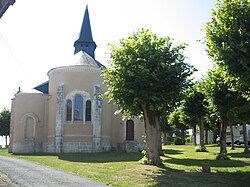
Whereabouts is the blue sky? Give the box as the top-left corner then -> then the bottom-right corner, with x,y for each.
0,0 -> 216,111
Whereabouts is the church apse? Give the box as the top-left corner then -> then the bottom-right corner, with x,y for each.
9,5 -> 145,154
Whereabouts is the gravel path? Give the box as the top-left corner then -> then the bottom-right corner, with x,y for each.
0,156 -> 110,187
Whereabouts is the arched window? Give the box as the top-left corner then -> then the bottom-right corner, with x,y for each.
74,95 -> 83,121
85,100 -> 91,122
66,100 -> 72,121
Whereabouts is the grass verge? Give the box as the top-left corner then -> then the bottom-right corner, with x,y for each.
0,145 -> 249,187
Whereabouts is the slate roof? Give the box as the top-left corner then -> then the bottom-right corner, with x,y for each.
0,0 -> 15,18
74,6 -> 97,59
34,5 -> 104,94
33,81 -> 49,94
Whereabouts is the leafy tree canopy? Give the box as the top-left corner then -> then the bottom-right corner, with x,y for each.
202,65 -> 241,119
205,0 -> 250,91
0,108 -> 11,137
103,29 -> 195,117
183,82 -> 207,119
168,109 -> 189,131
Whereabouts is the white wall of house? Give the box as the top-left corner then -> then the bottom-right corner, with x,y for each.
195,130 -> 214,145
188,128 -> 214,145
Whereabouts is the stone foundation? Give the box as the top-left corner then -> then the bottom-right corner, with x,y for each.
43,142 -> 54,153
12,141 -> 43,153
62,142 -> 94,153
124,141 -> 140,152
12,141 -> 144,153
43,141 -> 111,153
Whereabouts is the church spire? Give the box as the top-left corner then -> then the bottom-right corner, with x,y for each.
74,5 -> 97,59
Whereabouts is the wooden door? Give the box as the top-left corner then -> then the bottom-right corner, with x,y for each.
126,120 -> 134,140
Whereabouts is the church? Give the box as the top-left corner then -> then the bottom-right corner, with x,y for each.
8,5 -> 145,154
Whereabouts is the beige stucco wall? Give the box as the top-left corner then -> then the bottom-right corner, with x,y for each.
11,92 -> 48,142
10,62 -> 145,153
47,65 -> 116,144
63,124 -> 93,142
134,120 -> 145,143
47,64 -> 145,146
10,92 -> 49,153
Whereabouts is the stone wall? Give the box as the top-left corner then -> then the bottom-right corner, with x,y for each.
12,140 -> 144,153
12,141 -> 43,153
43,140 -> 111,153
55,83 -> 65,153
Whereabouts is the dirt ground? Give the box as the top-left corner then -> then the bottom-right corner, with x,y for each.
0,172 -> 18,187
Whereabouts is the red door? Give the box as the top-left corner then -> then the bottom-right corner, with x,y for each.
126,120 -> 134,140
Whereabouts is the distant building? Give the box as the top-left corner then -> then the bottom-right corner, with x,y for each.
9,5 -> 145,154
0,0 -> 15,18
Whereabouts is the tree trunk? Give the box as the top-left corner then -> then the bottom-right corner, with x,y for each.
229,124 -> 235,150
205,129 -> 208,144
158,131 -> 164,156
5,135 -> 8,148
193,125 -> 197,146
242,123 -> 249,153
180,129 -> 185,145
199,115 -> 205,149
142,104 -> 162,165
162,132 -> 167,145
219,120 -> 227,158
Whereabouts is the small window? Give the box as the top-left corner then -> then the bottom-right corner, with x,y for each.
85,100 -> 91,122
74,95 -> 83,121
66,100 -> 72,121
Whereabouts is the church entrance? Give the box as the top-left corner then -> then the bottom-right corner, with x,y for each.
126,120 -> 134,141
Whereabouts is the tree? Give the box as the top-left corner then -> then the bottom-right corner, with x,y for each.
160,113 -> 172,146
205,105 -> 221,143
186,115 -> 198,146
183,82 -> 208,150
103,29 -> 195,165
183,111 -> 197,146
0,108 -> 11,148
225,106 -> 238,149
205,0 -> 250,153
168,109 -> 188,145
205,0 -> 250,95
229,102 -> 250,153
157,107 -> 174,151
203,65 -> 243,159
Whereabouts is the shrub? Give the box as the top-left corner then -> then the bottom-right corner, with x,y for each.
185,136 -> 192,143
162,141 -> 172,145
195,146 -> 208,152
139,150 -> 163,165
174,136 -> 184,145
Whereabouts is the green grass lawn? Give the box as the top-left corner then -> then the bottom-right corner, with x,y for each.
0,145 -> 249,187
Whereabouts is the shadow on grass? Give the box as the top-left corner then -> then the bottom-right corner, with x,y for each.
163,149 -> 183,155
228,152 -> 250,158
153,166 -> 250,187
151,157 -> 250,187
13,151 -> 144,163
58,152 -> 144,163
205,144 -> 220,148
164,157 -> 249,167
